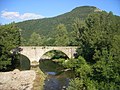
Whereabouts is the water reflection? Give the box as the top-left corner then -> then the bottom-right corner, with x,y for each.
46,72 -> 56,75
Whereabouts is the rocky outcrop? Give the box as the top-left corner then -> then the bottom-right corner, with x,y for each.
0,69 -> 36,90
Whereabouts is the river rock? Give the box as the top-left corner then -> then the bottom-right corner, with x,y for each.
0,69 -> 36,90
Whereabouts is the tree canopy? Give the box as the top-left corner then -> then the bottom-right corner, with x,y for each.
0,23 -> 20,70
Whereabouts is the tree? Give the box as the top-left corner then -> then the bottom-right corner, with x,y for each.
21,37 -> 27,46
75,12 -> 120,89
28,32 -> 43,46
69,18 -> 86,46
54,24 -> 69,46
43,37 -> 55,46
67,78 -> 96,90
0,23 -> 20,70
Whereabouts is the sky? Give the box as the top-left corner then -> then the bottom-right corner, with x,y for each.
0,0 -> 120,24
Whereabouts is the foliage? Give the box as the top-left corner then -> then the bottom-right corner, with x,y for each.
0,23 -> 20,70
54,24 -> 69,46
62,56 -> 92,78
67,78 -> 96,90
66,11 -> 120,90
69,18 -> 85,46
67,78 -> 85,90
28,32 -> 43,46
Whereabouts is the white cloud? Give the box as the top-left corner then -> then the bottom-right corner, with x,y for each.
1,10 -> 44,20
1,11 -> 20,19
20,13 -> 44,20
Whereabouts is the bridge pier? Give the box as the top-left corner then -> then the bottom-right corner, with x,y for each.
30,61 -> 39,69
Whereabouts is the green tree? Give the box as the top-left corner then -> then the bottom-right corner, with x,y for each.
67,78 -> 96,90
69,18 -> 86,46
63,56 -> 92,78
54,24 -> 69,46
65,56 -> 95,90
28,32 -> 43,46
43,37 -> 55,46
21,37 -> 27,46
0,23 -> 20,70
75,12 -> 120,89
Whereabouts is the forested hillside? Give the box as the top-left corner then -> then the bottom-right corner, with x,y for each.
16,6 -> 120,47
17,6 -> 103,45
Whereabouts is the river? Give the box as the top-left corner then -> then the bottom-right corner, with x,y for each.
19,55 -> 74,90
39,60 -> 74,90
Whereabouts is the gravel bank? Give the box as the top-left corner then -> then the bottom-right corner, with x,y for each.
0,69 -> 36,90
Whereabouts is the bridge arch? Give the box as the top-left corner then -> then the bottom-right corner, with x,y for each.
39,50 -> 69,60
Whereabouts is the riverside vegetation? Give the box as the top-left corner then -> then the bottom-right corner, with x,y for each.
0,6 -> 120,90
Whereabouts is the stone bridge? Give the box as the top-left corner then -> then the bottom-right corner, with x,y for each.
19,46 -> 77,64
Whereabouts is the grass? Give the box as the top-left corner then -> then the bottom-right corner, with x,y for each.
31,66 -> 46,90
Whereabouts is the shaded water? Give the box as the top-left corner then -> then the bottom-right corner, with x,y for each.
39,60 -> 74,90
19,54 -> 31,70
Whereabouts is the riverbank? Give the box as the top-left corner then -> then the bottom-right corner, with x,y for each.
32,67 -> 46,90
0,69 -> 36,90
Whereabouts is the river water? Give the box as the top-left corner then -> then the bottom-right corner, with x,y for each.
39,60 -> 74,90
19,55 -> 74,90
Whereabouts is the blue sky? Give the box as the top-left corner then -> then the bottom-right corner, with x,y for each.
0,0 -> 120,24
